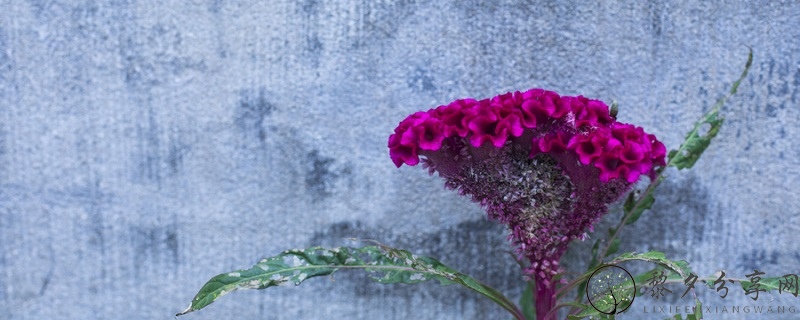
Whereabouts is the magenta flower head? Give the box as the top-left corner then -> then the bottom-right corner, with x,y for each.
388,89 -> 666,286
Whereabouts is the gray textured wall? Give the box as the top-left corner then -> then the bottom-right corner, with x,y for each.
1,1 -> 798,319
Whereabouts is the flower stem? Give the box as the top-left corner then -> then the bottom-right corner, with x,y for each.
535,278 -> 556,320
597,175 -> 663,260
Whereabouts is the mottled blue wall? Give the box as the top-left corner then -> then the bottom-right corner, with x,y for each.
0,1 -> 798,319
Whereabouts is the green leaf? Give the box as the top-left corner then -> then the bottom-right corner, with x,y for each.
571,267 -> 638,319
560,301 -> 591,311
586,239 -> 602,270
672,312 -> 700,320
570,253 -> 703,319
668,49 -> 752,170
177,245 -> 525,320
693,297 -> 703,319
605,228 -> 621,257
669,305 -> 700,320
588,239 -> 602,270
704,275 -> 717,289
552,297 -> 595,319
586,267 -> 679,302
622,191 -> 655,226
572,261 -> 697,319
599,180 -> 660,265
567,303 -> 616,320
575,282 -> 588,303
739,276 -> 784,293
580,240 -> 604,298
633,267 -> 680,288
519,281 -> 536,320
613,252 -> 704,319
609,251 -> 693,279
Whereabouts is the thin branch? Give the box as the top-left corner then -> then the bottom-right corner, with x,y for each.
597,175 -> 663,262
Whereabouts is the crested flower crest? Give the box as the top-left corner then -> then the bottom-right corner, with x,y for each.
388,88 -> 666,283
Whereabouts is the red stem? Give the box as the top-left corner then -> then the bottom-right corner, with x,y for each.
535,278 -> 556,320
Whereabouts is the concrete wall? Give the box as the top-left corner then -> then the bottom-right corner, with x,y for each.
0,1 -> 798,319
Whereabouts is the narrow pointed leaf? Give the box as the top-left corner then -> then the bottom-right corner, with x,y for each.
518,281 -> 536,320
622,191 -> 655,226
668,49 -> 752,170
177,245 -> 525,320
567,305 -> 614,320
608,251 -> 693,279
568,254 -> 698,319
739,276 -> 787,293
693,297 -> 703,319
588,239 -> 602,270
605,228 -> 621,257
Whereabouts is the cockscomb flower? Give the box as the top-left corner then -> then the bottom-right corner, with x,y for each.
388,89 -> 666,286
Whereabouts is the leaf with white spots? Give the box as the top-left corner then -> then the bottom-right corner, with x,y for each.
177,245 -> 526,320
608,251 -> 693,279
667,49 -> 752,170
